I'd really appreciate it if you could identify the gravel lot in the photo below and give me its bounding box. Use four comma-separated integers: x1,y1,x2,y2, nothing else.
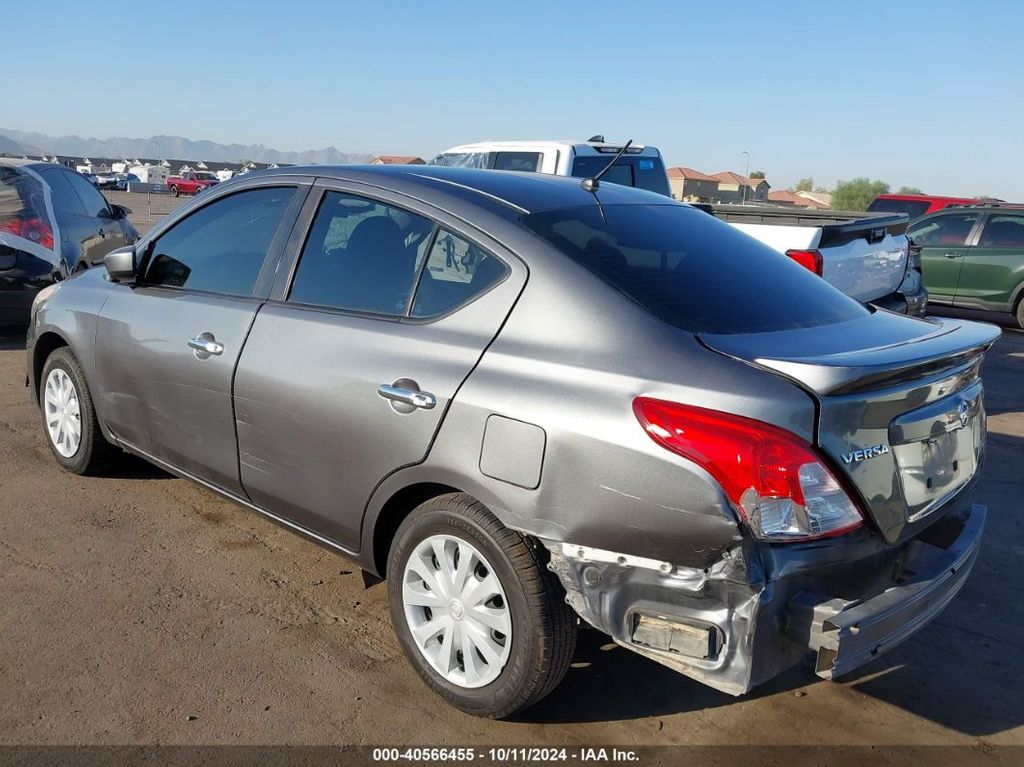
1,303,1022,753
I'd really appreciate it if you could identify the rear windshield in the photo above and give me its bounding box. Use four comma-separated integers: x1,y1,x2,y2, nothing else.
570,155,670,196
522,204,868,334
867,198,931,219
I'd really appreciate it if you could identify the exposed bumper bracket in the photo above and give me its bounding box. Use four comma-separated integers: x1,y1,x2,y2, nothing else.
787,504,986,680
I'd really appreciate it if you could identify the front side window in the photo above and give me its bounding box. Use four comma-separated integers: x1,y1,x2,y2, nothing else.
39,168,87,216
492,152,542,172
908,212,980,247
289,192,434,315
64,170,110,217
411,229,509,317
144,186,295,296
523,204,868,334
978,214,1024,247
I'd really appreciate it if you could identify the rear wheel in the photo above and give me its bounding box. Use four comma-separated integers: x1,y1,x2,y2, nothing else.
1016,296,1024,330
169,184,179,197
387,493,576,718
40,348,119,475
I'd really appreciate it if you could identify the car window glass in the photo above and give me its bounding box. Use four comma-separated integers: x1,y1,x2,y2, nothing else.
978,215,1024,247
492,152,541,172
38,169,87,216
144,186,295,296
908,213,980,247
411,229,509,317
523,204,868,334
289,191,434,315
64,170,110,217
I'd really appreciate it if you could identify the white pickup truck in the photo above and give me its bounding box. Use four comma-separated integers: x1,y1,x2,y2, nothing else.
430,139,926,315
702,204,926,315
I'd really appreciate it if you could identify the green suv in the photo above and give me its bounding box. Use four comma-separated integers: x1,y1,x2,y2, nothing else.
911,205,1024,328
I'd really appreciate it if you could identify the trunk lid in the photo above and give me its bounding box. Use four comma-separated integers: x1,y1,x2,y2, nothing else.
700,311,1000,544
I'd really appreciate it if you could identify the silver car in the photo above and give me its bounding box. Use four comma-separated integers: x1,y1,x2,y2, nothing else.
26,165,999,718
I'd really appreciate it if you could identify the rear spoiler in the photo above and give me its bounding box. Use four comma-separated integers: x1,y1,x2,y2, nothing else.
700,316,1001,396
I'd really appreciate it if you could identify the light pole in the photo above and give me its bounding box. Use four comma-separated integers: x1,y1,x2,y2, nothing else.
741,150,750,205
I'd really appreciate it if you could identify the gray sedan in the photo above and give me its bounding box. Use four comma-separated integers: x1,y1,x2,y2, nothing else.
26,165,999,718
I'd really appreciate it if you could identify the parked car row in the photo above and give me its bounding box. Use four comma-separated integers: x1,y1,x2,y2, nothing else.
28,163,999,718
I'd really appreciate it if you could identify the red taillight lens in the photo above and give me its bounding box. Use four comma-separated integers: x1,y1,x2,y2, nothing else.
633,397,863,541
0,217,54,250
785,248,823,276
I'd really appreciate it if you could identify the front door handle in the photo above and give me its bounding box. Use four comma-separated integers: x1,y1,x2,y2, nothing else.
944,252,964,259
378,383,436,410
188,334,225,358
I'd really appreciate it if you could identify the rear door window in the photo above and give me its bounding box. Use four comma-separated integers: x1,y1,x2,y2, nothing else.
38,168,87,216
977,214,1024,247
64,170,111,217
908,213,980,247
289,191,434,315
523,203,868,334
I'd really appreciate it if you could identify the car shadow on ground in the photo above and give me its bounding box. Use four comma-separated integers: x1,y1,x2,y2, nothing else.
102,453,176,481
0,325,27,352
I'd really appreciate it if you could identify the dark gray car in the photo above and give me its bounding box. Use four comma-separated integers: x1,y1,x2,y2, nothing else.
25,165,999,718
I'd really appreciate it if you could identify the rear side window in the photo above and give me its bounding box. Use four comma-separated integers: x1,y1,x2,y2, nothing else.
867,198,931,218
289,191,434,315
411,229,508,317
522,204,868,334
64,170,110,217
144,186,295,296
492,152,541,172
978,214,1024,247
908,213,979,247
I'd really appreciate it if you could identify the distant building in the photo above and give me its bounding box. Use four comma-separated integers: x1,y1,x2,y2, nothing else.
767,190,830,209
712,171,770,203
666,167,720,202
370,155,425,165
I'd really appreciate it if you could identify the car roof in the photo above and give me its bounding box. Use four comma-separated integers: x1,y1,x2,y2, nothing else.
243,164,678,216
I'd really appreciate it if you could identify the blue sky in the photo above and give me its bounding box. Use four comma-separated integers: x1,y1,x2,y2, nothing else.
11,1,1024,198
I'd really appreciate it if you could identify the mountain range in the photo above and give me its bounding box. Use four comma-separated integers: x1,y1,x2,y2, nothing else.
0,127,373,165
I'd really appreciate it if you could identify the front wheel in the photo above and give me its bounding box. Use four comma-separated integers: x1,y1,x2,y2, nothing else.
1016,297,1024,330
40,348,119,475
387,493,577,718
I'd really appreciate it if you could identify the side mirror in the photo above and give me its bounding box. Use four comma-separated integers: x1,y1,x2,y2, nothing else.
104,245,136,283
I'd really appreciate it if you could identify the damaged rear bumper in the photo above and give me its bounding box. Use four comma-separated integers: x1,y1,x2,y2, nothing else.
542,502,985,696
788,503,985,680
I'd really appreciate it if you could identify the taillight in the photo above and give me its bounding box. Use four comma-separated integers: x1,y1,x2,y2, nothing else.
633,398,863,542
907,243,922,271
785,248,823,276
0,217,54,250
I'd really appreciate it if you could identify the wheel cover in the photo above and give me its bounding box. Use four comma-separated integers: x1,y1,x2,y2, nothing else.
44,368,82,458
401,534,513,688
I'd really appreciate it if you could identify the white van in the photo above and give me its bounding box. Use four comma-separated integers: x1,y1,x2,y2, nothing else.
429,138,671,197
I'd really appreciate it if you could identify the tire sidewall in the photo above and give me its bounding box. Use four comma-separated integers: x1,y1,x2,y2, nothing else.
388,504,538,715
40,349,98,474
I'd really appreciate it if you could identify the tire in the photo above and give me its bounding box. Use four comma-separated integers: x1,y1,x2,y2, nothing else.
387,493,576,719
40,347,119,475
1016,297,1024,330
169,184,179,197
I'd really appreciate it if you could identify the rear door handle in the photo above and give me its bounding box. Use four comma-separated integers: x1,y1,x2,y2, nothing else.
188,334,225,357
378,384,436,410
944,252,964,259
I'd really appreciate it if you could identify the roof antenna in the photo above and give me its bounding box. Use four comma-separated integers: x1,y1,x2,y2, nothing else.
580,139,632,193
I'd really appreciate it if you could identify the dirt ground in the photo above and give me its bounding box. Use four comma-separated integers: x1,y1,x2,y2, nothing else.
0,318,1022,752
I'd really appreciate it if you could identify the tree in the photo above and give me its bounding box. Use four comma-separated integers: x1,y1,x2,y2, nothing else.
793,177,813,192
749,170,766,179
832,178,890,211
897,185,925,195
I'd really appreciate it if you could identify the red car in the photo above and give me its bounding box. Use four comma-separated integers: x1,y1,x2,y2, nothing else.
166,170,219,197
868,193,1001,220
